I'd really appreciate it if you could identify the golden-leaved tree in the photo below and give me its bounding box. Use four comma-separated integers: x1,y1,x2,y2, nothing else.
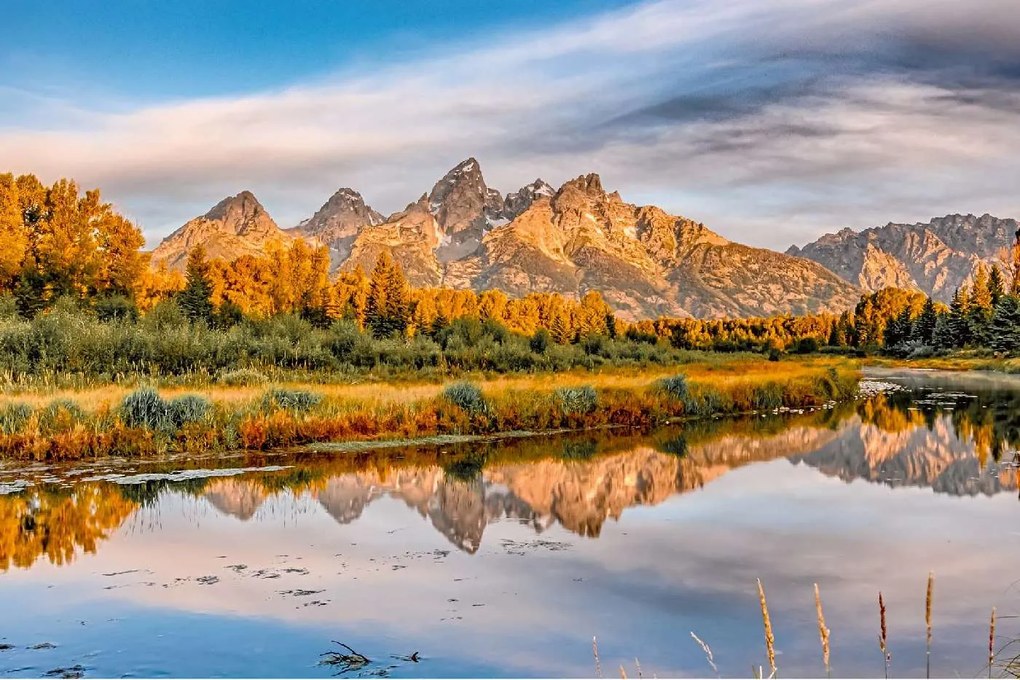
0,173,145,311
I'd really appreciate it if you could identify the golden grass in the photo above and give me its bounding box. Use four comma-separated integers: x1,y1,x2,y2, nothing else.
0,356,858,412
0,356,860,460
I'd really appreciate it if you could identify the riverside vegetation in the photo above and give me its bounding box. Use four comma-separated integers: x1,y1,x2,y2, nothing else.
0,174,1016,459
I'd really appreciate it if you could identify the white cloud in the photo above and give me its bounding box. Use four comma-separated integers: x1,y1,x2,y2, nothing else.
2,0,1019,249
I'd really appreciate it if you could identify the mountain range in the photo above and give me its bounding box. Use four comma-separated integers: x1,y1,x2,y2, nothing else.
788,213,1019,302
150,158,1017,318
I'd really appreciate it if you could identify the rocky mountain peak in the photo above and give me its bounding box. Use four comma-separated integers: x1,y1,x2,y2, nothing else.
151,189,288,270
204,190,269,231
503,178,554,221
428,158,491,234
791,213,1019,301
561,173,605,197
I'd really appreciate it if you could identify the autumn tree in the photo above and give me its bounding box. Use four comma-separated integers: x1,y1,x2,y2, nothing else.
366,251,410,337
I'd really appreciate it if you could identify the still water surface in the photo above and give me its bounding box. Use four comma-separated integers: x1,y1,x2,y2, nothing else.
1,369,1019,678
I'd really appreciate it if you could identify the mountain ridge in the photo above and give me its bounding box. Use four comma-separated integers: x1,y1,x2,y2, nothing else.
788,213,1019,301
150,159,871,318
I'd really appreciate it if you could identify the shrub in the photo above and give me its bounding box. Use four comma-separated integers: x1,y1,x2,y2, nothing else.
218,368,268,386
121,388,168,430
261,388,322,413
166,395,211,429
529,329,550,354
36,399,87,434
442,381,487,415
0,402,32,435
554,385,598,415
657,374,689,401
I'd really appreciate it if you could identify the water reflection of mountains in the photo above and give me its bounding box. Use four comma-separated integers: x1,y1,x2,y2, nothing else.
2,386,1018,569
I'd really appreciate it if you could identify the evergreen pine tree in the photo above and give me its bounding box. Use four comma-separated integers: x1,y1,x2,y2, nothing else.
178,246,214,323
912,297,938,345
947,286,971,348
989,266,1005,306
932,313,955,349
988,295,1020,355
366,252,410,337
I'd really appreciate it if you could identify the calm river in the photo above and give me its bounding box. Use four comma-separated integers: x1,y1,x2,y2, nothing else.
1,369,1019,678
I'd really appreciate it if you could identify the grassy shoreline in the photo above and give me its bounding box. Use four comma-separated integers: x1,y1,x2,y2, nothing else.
0,356,860,460
864,354,1020,374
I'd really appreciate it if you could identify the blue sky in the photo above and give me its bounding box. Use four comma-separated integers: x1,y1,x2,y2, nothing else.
2,0,1019,249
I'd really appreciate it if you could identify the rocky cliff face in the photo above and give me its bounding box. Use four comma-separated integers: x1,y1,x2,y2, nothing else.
152,160,863,318
788,214,1019,301
151,191,294,270
288,188,384,267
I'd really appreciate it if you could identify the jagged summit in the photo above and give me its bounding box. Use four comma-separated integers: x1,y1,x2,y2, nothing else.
151,163,867,319
151,189,290,270
790,213,1019,301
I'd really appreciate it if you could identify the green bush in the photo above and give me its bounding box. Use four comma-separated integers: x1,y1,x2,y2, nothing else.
261,388,322,413
554,385,598,415
657,374,689,401
442,381,487,415
121,388,168,430
166,395,211,429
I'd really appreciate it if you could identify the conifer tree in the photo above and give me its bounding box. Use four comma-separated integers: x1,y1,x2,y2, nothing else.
989,266,1005,306
947,286,971,347
179,246,214,323
988,295,1020,355
366,251,410,337
912,297,938,345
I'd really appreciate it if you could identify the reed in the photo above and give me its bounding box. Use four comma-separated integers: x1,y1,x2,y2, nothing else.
990,607,997,679
814,583,831,677
690,631,718,677
757,579,776,677
926,571,934,679
879,591,890,679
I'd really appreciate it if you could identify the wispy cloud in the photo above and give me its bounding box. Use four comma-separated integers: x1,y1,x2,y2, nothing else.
2,0,1019,248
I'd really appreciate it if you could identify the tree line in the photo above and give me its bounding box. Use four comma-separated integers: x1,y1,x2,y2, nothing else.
1,172,1017,361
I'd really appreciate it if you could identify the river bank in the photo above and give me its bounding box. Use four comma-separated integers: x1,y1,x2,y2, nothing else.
0,356,859,460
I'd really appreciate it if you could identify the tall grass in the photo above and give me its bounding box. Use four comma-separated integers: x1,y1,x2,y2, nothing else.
0,359,860,459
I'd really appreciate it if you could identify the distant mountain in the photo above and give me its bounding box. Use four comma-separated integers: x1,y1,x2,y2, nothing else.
287,188,384,268
151,160,863,318
151,190,294,269
788,213,1019,301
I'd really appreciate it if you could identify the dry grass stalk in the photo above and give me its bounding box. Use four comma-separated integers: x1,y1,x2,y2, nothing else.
814,583,831,677
690,631,719,676
990,607,997,679
593,635,602,679
619,666,627,679
879,592,890,679
926,571,934,679
757,579,777,677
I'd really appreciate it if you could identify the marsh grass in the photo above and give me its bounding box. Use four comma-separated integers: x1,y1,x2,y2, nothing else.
0,358,860,459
